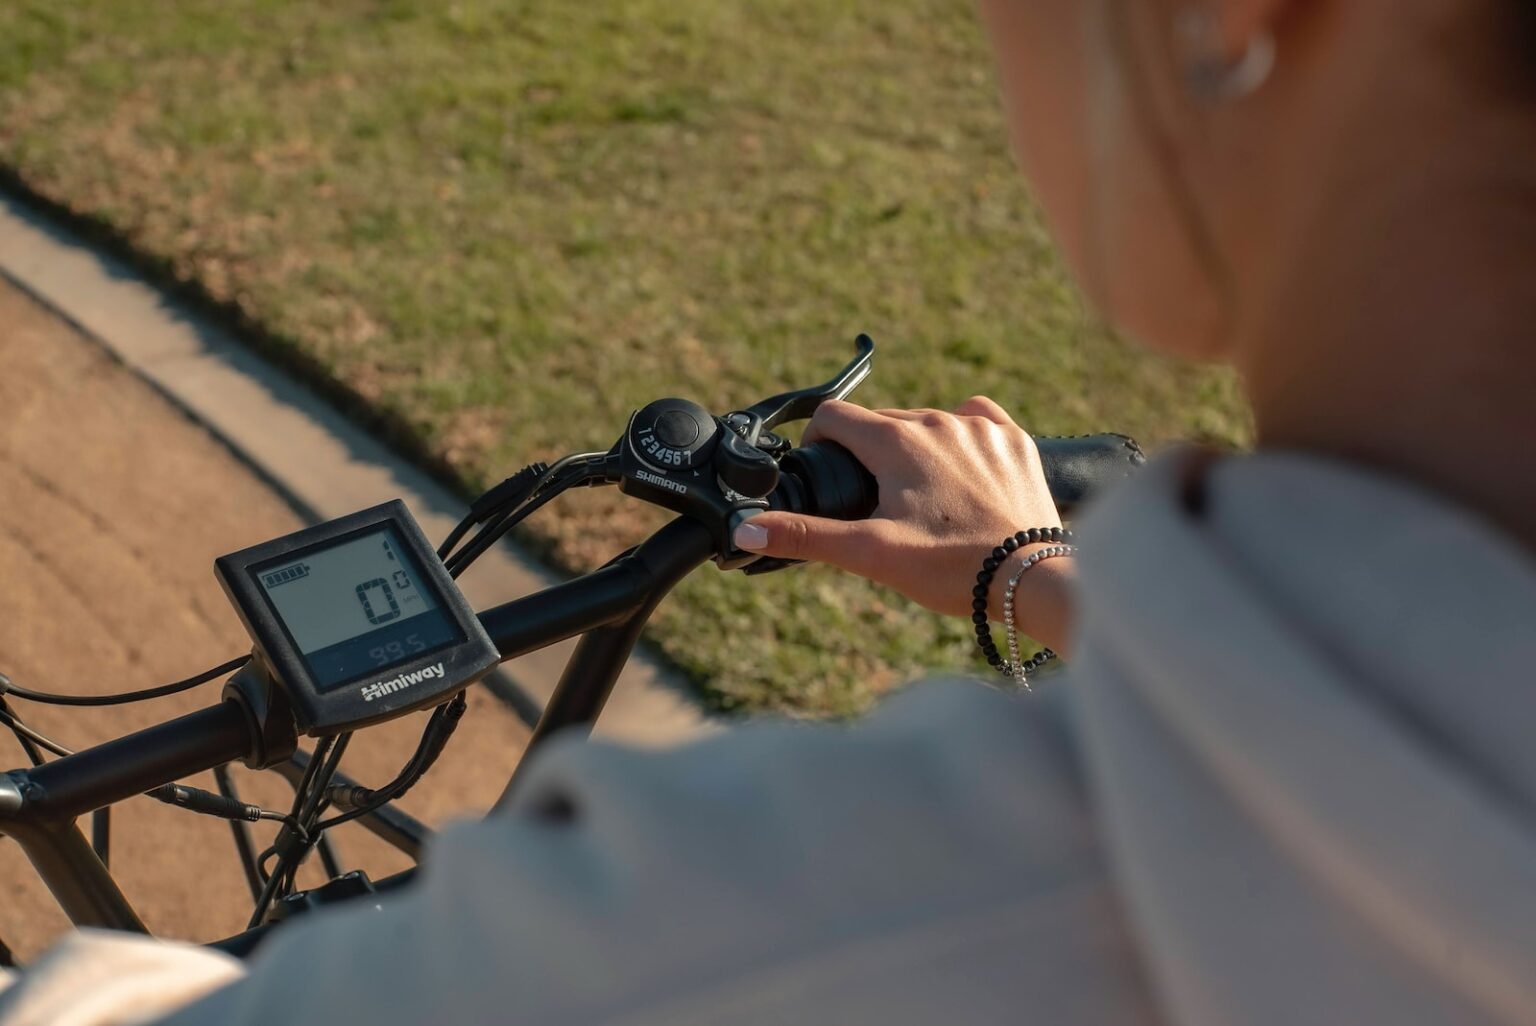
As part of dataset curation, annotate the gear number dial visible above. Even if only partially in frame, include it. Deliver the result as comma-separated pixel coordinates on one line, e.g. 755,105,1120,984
629,398,718,472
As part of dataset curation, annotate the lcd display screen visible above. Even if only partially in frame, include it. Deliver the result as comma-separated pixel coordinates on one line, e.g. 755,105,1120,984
252,525,463,691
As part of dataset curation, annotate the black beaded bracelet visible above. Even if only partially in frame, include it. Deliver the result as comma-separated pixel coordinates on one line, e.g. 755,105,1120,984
973,527,1074,677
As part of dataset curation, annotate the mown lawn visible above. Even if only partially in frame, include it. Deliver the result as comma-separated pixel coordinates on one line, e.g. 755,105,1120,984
0,0,1248,716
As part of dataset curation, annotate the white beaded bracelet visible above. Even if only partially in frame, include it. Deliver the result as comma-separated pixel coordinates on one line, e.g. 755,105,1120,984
1002,544,1077,688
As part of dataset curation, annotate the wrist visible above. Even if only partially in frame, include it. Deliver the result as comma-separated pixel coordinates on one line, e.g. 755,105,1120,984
988,543,1076,658
969,527,1073,679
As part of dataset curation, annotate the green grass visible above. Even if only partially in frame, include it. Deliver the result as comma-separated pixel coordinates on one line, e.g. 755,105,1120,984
0,0,1248,716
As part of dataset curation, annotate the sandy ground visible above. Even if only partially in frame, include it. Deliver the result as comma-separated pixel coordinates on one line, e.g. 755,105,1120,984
0,278,535,959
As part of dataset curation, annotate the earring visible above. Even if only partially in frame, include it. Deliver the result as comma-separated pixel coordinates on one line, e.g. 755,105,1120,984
1175,7,1276,104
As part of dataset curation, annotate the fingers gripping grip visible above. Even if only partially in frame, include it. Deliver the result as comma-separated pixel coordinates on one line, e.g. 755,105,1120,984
775,444,879,521
775,433,1146,521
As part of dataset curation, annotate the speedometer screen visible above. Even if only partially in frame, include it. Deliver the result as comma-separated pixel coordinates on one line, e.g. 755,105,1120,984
252,526,464,691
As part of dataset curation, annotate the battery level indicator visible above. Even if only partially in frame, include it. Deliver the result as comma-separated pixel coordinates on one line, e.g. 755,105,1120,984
262,563,310,589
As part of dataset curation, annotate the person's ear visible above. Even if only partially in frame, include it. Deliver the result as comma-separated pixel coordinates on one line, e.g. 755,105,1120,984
1207,0,1293,55
1172,0,1294,103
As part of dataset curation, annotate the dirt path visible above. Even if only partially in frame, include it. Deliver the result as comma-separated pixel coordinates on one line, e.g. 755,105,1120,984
0,278,535,959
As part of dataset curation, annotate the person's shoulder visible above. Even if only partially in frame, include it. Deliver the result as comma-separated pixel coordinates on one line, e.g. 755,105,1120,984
439,680,1106,925
149,683,1155,1026
492,680,1089,874
437,680,1155,1023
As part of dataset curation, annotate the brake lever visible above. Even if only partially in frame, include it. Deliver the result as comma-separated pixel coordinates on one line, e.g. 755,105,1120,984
610,334,878,569
732,334,875,442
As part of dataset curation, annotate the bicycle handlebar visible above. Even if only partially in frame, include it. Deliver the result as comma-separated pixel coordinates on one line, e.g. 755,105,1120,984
3,421,1143,831
5,517,719,826
6,423,1144,825
0,329,1150,941
1033,435,1148,516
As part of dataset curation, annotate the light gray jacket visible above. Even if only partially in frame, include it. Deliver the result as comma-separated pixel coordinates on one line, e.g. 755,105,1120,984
4,452,1533,1025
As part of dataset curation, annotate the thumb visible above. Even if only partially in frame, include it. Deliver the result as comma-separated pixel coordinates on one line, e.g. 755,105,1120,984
733,511,881,572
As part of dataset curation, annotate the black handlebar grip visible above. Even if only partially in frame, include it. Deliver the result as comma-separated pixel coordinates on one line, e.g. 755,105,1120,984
775,443,879,520
776,433,1145,522
1033,434,1146,518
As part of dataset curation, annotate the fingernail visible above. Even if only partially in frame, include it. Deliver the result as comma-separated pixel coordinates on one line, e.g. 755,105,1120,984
734,522,770,551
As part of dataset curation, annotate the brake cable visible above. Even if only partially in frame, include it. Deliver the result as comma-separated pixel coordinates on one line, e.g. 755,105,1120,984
436,460,552,560
287,734,353,881
442,452,616,575
314,692,467,830
446,482,574,576
248,695,465,926
0,701,72,759
0,697,48,768
248,734,339,925
0,657,248,708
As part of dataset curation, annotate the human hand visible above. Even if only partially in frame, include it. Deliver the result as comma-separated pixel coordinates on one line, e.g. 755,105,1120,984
734,397,1076,654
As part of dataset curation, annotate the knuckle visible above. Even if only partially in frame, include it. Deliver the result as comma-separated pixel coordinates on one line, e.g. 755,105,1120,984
805,404,855,446
806,404,842,434
1017,426,1040,455
957,395,1016,429
974,417,1009,447
778,516,814,558
812,401,881,444
818,398,858,421
1015,429,1042,466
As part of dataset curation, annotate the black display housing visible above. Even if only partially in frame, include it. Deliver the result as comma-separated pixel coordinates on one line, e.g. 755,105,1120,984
215,500,500,736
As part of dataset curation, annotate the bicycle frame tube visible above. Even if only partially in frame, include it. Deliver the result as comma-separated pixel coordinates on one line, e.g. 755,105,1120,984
0,701,253,932
0,777,145,931
496,518,714,804
521,517,714,746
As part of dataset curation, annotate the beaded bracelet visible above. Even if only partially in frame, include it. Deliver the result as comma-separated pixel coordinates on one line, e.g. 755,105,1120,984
1004,545,1076,688
972,527,1075,678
